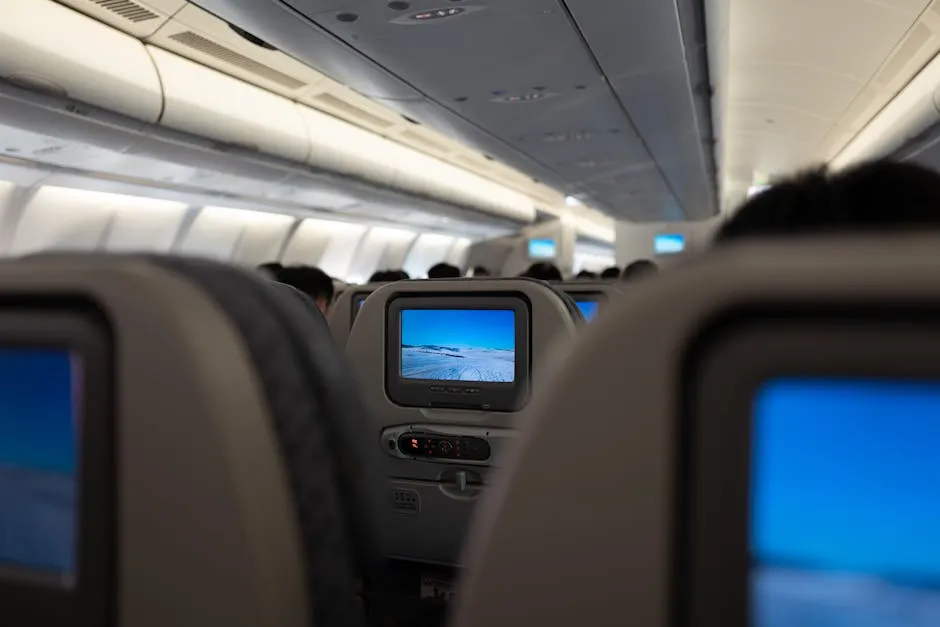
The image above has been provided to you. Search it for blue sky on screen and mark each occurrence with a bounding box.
[401,309,515,351]
[752,379,940,580]
[0,349,75,474]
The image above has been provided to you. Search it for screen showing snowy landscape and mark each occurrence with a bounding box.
[400,309,515,382]
[576,300,599,322]
[0,349,77,581]
[751,379,940,627]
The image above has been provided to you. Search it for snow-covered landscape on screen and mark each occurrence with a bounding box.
[401,344,514,382]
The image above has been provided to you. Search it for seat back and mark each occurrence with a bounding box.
[0,254,373,627]
[556,281,624,322]
[453,236,940,627]
[346,278,581,567]
[328,283,384,346]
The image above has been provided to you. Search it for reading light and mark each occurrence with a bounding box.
[491,92,557,104]
[411,7,465,20]
[392,5,483,24]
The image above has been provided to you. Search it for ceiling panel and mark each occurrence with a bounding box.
[567,0,718,219]
[191,0,718,222]
[720,0,936,208]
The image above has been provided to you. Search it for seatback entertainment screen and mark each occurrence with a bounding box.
[400,309,515,383]
[0,349,77,582]
[575,299,599,322]
[751,378,940,627]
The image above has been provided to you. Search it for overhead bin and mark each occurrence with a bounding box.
[298,106,397,188]
[0,0,163,123]
[298,105,535,222]
[147,46,310,163]
[833,51,940,170]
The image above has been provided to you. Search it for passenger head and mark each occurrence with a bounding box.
[257,261,283,279]
[599,266,621,280]
[576,270,598,280]
[370,269,410,283]
[521,262,563,281]
[622,259,658,281]
[427,262,461,279]
[471,266,491,277]
[715,160,940,243]
[276,265,334,314]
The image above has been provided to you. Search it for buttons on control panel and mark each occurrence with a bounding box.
[397,434,491,462]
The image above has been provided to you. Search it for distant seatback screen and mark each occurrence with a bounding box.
[528,238,557,259]
[751,379,940,627]
[653,233,685,254]
[400,309,515,382]
[575,300,599,322]
[0,349,77,582]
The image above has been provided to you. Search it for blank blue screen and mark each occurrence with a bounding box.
[752,379,940,627]
[576,300,599,321]
[400,309,515,382]
[0,349,76,580]
[528,238,557,259]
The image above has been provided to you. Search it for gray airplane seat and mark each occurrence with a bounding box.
[452,236,940,627]
[329,283,386,346]
[345,278,580,621]
[557,281,624,323]
[0,254,376,627]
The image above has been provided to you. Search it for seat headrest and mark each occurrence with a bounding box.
[0,254,371,627]
[453,236,940,627]
[327,282,386,346]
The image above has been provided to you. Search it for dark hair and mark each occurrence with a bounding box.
[369,269,409,283]
[472,266,491,277]
[715,160,940,243]
[428,262,461,279]
[521,262,562,281]
[257,262,283,278]
[276,265,334,304]
[622,259,658,281]
[600,266,621,280]
[576,270,598,279]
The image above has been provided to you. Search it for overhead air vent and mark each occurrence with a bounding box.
[168,31,306,90]
[91,0,159,23]
[391,5,484,24]
[310,92,396,130]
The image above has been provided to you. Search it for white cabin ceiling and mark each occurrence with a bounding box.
[720,0,940,209]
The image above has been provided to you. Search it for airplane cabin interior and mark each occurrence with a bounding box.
[2,1,940,627]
